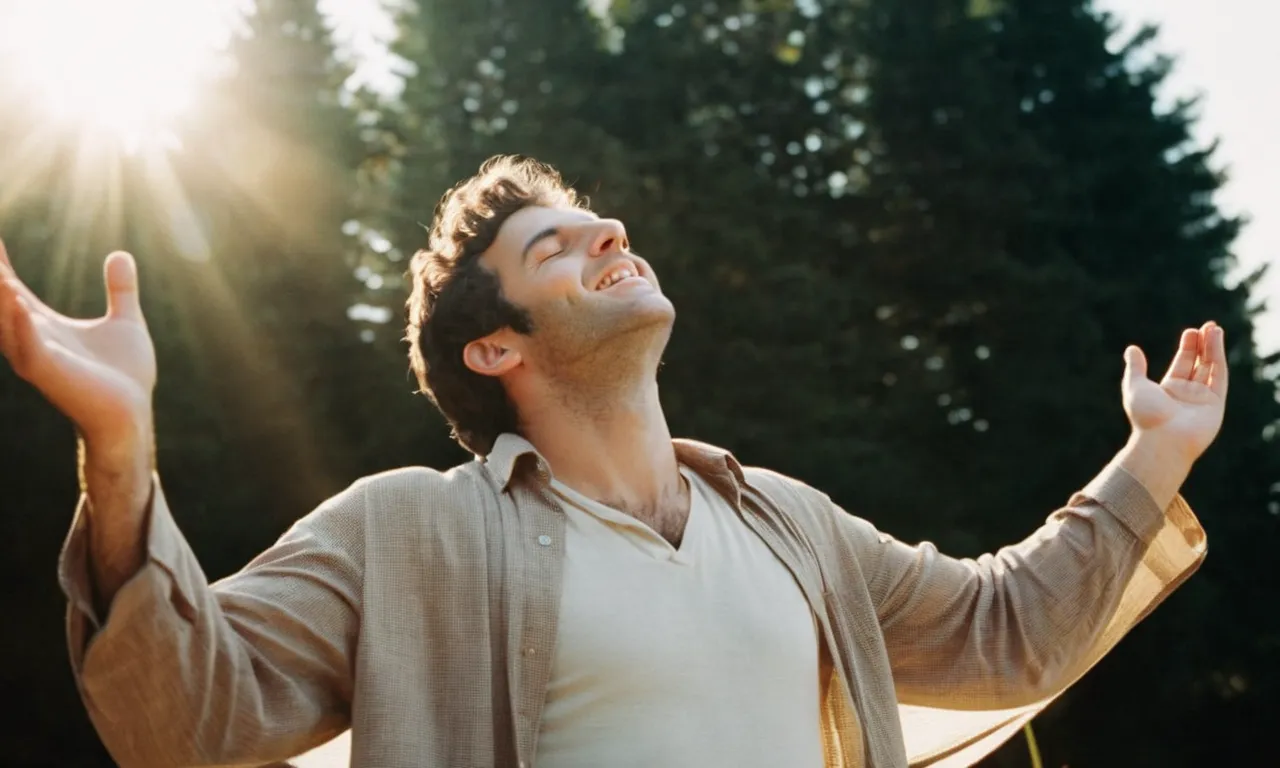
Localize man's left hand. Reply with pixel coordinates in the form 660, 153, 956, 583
1122, 321, 1228, 469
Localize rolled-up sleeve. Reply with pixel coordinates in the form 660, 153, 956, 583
831, 462, 1206, 711
57, 474, 366, 768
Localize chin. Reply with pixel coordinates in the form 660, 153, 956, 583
629, 287, 676, 322
621, 296, 676, 339
584, 309, 675, 372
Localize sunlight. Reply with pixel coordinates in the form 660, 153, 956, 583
0, 0, 234, 153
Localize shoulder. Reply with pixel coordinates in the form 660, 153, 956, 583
737, 465, 883, 545
350, 462, 481, 498
675, 437, 832, 513
737, 465, 837, 533
300, 461, 492, 534
739, 465, 829, 507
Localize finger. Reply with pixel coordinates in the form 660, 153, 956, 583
1207, 325, 1229, 397
1190, 322, 1215, 384
0, 239, 14, 281
1124, 345, 1148, 385
0, 274, 26, 356
0, 279, 17, 362
1163, 329, 1199, 381
104, 251, 143, 321
0, 293, 40, 379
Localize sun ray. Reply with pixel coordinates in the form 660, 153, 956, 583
131, 131, 340, 502
0, 129, 65, 213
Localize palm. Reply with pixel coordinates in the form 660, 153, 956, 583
0, 242, 156, 439
1122, 323, 1228, 464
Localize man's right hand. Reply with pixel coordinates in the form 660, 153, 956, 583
0, 239, 156, 444
1, 238, 158, 608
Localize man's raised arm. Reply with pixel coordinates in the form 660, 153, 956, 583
828, 324, 1222, 710
1, 241, 359, 766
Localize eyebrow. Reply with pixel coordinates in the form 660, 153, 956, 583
521, 227, 560, 265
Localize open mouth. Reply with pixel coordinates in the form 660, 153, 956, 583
592, 260, 642, 291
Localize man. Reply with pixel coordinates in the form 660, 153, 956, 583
0, 156, 1214, 768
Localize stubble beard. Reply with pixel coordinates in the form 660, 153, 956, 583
532, 301, 675, 416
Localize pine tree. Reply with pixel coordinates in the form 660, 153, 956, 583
833, 0, 1280, 763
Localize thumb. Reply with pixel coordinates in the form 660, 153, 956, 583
1123, 345, 1148, 384
104, 251, 143, 321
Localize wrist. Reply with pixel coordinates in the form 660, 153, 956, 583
79, 416, 155, 501
78, 416, 155, 611
1115, 430, 1194, 511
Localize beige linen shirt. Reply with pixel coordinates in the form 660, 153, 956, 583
59, 434, 1206, 768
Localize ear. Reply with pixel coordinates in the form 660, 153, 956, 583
463, 332, 523, 378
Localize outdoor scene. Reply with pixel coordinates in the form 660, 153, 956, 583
0, 0, 1276, 766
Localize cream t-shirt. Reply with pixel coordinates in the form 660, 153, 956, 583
537, 466, 823, 768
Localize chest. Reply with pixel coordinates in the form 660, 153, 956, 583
553, 486, 820, 685
537, 478, 825, 766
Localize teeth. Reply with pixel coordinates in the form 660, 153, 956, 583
597, 268, 635, 290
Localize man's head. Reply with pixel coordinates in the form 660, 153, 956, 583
406, 156, 674, 456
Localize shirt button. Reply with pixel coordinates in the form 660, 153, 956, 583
537, 534, 552, 546
524, 646, 536, 656
518, 761, 527, 768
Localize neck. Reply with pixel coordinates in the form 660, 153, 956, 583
518, 375, 682, 512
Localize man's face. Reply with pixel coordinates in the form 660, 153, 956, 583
476, 205, 675, 375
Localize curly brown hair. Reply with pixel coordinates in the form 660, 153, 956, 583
406, 155, 586, 456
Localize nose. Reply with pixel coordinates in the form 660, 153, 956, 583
586, 219, 629, 259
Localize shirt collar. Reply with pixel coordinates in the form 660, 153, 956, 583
483, 433, 548, 491
672, 438, 746, 508
480, 432, 746, 504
